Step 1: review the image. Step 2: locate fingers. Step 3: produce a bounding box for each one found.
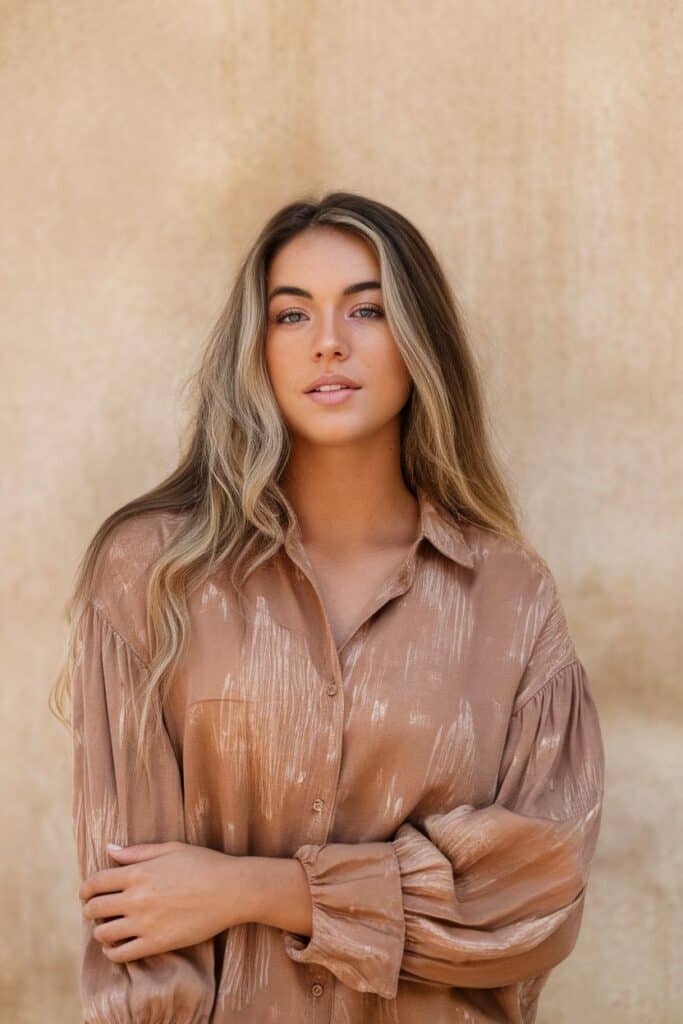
[107,841,180,862]
[93,916,137,946]
[78,866,129,901]
[82,892,127,921]
[78,844,181,900]
[101,936,156,963]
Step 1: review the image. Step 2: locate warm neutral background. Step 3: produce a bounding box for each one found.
[2,2,680,1021]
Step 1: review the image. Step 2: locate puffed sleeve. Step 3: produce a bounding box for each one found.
[282,575,605,1000]
[392,655,604,990]
[71,600,216,1024]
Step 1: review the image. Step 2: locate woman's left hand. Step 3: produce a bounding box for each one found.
[79,841,250,963]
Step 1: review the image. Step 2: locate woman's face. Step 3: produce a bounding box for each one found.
[264,226,412,447]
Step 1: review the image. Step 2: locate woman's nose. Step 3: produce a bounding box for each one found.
[312,318,350,357]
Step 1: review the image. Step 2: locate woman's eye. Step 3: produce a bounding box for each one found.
[275,309,306,324]
[354,304,385,319]
[274,304,384,325]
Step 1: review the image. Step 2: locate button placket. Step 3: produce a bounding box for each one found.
[283,523,378,846]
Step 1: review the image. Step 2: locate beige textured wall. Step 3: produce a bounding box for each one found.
[2,2,680,1020]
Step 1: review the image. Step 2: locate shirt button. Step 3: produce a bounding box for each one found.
[326,682,338,696]
[311,982,324,997]
[312,797,324,812]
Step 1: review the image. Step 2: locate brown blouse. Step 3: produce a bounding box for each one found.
[71,484,605,1023]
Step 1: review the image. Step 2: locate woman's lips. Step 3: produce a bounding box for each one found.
[305,386,360,405]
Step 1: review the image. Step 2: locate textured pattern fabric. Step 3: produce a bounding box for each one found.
[71,485,605,1022]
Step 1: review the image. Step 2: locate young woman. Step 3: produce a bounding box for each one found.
[52,191,605,1024]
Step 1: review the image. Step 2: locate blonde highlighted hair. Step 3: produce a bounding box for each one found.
[49,189,528,775]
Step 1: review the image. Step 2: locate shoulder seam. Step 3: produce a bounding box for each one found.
[511,657,581,715]
[89,600,151,672]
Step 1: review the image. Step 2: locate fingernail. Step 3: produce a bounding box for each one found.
[107,842,123,850]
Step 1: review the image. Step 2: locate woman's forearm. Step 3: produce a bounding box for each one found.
[231,855,313,936]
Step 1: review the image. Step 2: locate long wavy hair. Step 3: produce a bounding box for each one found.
[49,189,529,776]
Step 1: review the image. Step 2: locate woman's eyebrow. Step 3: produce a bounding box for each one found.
[267,280,381,303]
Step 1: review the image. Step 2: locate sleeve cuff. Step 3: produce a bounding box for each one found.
[282,841,406,1000]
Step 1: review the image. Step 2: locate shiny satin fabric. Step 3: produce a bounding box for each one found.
[71,485,605,1023]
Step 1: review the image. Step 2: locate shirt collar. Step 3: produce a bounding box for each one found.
[414,484,475,569]
[280,483,475,570]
